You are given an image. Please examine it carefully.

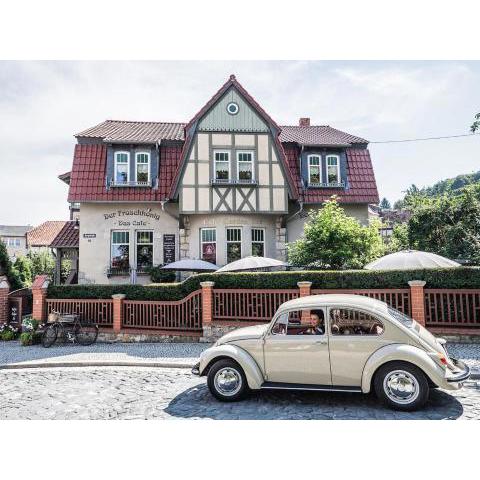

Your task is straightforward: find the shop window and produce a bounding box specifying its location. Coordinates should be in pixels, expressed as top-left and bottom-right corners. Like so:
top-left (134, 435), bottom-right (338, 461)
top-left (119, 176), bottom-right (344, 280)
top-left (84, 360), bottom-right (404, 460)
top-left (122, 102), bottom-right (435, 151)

top-left (111, 231), bottom-right (130, 272)
top-left (135, 152), bottom-right (150, 184)
top-left (214, 151), bottom-right (230, 182)
top-left (251, 228), bottom-right (265, 256)
top-left (308, 155), bottom-right (321, 185)
top-left (226, 227), bottom-right (242, 264)
top-left (237, 151), bottom-right (254, 183)
top-left (136, 231), bottom-right (154, 271)
top-left (114, 152), bottom-right (130, 184)
top-left (201, 228), bottom-right (217, 264)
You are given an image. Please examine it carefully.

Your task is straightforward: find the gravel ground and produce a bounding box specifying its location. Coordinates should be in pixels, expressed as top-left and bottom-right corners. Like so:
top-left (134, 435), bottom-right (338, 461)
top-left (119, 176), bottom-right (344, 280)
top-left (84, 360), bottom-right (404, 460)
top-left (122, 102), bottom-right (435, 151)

top-left (1, 366), bottom-right (479, 420)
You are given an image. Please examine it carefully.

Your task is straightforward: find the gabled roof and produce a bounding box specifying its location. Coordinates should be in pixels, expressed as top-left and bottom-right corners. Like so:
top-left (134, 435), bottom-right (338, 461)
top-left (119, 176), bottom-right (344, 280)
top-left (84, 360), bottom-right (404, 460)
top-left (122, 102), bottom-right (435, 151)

top-left (169, 75), bottom-right (299, 199)
top-left (27, 221), bottom-right (67, 247)
top-left (76, 120), bottom-right (185, 143)
top-left (0, 225), bottom-right (32, 237)
top-left (279, 125), bottom-right (367, 147)
top-left (50, 221), bottom-right (79, 248)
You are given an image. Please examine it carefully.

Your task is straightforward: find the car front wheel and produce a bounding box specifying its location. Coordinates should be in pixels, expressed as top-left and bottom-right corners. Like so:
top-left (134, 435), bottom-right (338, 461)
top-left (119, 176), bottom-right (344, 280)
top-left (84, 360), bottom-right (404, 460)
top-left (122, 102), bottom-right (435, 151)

top-left (374, 361), bottom-right (429, 411)
top-left (207, 359), bottom-right (249, 402)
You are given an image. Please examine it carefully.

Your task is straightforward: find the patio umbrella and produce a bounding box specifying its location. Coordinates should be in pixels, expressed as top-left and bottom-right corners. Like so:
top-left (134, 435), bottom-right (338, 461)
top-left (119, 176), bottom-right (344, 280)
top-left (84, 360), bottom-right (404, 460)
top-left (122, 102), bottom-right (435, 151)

top-left (161, 259), bottom-right (219, 272)
top-left (364, 250), bottom-right (461, 271)
top-left (215, 256), bottom-right (287, 273)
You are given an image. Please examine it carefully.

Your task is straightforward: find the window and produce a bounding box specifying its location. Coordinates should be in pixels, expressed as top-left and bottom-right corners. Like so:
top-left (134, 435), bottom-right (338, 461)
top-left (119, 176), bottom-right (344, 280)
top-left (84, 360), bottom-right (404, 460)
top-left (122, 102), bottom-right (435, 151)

top-left (330, 308), bottom-right (384, 336)
top-left (201, 228), bottom-right (217, 264)
top-left (388, 307), bottom-right (414, 328)
top-left (135, 152), bottom-right (150, 184)
top-left (15, 239), bottom-right (20, 247)
top-left (226, 102), bottom-right (239, 115)
top-left (237, 151), bottom-right (254, 182)
top-left (111, 231), bottom-right (130, 271)
top-left (214, 151), bottom-right (230, 182)
top-left (308, 155), bottom-right (321, 184)
top-left (251, 228), bottom-right (265, 256)
top-left (226, 227), bottom-right (242, 264)
top-left (271, 310), bottom-right (325, 336)
top-left (136, 231), bottom-right (154, 271)
top-left (114, 152), bottom-right (130, 184)
top-left (326, 155), bottom-right (340, 184)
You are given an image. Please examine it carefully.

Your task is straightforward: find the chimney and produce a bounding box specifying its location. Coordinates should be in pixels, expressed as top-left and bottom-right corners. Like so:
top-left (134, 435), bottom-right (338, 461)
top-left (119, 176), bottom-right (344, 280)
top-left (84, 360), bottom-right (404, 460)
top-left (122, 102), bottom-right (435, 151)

top-left (299, 117), bottom-right (310, 127)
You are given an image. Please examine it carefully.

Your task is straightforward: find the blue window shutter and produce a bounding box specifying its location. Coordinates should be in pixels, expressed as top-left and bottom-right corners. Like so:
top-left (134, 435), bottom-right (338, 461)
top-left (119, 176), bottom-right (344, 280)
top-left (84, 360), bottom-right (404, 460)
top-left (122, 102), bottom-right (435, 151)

top-left (340, 151), bottom-right (348, 188)
top-left (106, 147), bottom-right (114, 186)
top-left (301, 152), bottom-right (309, 185)
top-left (151, 148), bottom-right (159, 186)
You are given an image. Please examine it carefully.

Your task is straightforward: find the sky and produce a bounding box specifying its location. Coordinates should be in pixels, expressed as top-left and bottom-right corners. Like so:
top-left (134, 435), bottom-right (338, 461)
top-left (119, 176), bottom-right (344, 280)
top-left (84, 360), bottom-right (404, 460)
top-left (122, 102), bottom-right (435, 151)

top-left (0, 60), bottom-right (479, 226)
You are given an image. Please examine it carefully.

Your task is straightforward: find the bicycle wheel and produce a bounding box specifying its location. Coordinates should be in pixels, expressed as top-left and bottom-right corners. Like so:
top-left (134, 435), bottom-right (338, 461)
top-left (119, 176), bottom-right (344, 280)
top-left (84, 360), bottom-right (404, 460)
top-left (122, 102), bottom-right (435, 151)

top-left (75, 321), bottom-right (99, 346)
top-left (42, 324), bottom-right (58, 348)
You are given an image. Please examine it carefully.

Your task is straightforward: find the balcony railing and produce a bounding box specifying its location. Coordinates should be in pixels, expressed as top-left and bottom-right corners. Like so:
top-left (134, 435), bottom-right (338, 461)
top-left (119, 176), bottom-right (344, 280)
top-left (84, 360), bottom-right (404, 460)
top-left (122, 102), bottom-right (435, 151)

top-left (107, 266), bottom-right (152, 278)
top-left (307, 181), bottom-right (345, 188)
top-left (210, 178), bottom-right (258, 186)
top-left (109, 179), bottom-right (153, 188)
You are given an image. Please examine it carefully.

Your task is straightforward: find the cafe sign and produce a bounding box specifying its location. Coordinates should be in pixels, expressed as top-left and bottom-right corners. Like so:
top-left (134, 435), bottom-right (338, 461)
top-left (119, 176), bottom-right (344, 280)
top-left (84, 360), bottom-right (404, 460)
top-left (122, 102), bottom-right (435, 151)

top-left (103, 209), bottom-right (161, 227)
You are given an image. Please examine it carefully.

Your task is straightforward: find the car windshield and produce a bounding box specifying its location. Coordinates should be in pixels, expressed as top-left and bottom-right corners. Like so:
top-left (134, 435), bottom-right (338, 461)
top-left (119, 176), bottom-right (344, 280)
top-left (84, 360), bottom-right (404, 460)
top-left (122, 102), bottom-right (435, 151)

top-left (387, 307), bottom-right (414, 328)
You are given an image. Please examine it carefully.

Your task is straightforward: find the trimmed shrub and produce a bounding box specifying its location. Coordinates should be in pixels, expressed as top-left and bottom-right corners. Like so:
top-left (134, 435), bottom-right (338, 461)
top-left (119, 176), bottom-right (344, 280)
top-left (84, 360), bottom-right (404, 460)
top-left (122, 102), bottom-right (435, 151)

top-left (20, 331), bottom-right (42, 346)
top-left (46, 267), bottom-right (480, 301)
top-left (147, 266), bottom-right (176, 284)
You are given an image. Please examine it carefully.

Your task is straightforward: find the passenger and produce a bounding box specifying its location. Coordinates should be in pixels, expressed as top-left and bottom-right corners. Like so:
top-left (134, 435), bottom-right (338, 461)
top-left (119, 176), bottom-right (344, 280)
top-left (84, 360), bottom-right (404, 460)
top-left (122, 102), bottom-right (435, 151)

top-left (299, 311), bottom-right (325, 335)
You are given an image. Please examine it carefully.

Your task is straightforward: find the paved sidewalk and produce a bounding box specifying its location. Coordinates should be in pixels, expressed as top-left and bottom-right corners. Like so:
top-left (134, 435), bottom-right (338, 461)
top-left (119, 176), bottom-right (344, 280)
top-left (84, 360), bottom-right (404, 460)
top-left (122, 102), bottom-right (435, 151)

top-left (1, 341), bottom-right (479, 374)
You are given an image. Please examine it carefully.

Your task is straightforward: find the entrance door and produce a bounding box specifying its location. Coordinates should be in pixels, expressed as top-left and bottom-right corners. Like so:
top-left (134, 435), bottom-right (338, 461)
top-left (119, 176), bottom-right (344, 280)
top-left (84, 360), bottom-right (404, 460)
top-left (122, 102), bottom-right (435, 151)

top-left (263, 308), bottom-right (332, 385)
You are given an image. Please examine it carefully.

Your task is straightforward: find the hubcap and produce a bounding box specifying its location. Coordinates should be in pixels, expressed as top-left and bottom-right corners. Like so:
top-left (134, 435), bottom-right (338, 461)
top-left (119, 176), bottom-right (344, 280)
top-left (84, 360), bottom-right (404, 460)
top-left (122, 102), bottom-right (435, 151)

top-left (383, 370), bottom-right (420, 404)
top-left (214, 367), bottom-right (242, 396)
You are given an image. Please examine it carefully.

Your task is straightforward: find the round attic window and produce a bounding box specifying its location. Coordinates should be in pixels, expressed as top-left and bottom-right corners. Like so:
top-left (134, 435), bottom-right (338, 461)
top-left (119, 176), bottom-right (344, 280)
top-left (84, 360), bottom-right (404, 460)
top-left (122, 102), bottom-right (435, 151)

top-left (226, 102), bottom-right (239, 115)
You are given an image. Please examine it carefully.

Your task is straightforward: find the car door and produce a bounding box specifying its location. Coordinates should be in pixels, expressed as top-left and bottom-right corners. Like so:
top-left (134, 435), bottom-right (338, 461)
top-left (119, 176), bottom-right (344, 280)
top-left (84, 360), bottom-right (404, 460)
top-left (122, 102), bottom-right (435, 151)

top-left (328, 306), bottom-right (391, 387)
top-left (263, 308), bottom-right (332, 385)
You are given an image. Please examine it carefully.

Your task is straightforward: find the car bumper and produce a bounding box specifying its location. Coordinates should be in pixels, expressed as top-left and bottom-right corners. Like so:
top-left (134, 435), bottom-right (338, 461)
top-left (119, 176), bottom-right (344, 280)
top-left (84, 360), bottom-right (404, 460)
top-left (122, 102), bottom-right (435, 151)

top-left (446, 358), bottom-right (471, 383)
top-left (191, 362), bottom-right (200, 376)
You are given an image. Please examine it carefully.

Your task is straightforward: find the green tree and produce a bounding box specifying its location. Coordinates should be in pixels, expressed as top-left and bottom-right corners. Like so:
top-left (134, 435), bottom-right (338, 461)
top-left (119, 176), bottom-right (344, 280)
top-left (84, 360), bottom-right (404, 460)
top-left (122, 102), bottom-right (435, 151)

top-left (287, 197), bottom-right (384, 269)
top-left (471, 112), bottom-right (480, 133)
top-left (13, 255), bottom-right (33, 287)
top-left (0, 240), bottom-right (22, 290)
top-left (385, 223), bottom-right (411, 254)
top-left (28, 250), bottom-right (55, 280)
top-left (379, 197), bottom-right (391, 209)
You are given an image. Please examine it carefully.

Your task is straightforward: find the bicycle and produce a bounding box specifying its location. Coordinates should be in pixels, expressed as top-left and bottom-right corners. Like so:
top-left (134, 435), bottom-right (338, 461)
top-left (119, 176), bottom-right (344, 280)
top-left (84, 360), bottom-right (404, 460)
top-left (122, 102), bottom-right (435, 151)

top-left (41, 311), bottom-right (99, 348)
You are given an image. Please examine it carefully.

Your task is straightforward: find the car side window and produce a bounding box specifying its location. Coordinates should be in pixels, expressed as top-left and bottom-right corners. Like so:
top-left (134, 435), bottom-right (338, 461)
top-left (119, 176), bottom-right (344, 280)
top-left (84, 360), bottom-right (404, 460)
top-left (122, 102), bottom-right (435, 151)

top-left (330, 308), bottom-right (384, 336)
top-left (271, 309), bottom-right (326, 336)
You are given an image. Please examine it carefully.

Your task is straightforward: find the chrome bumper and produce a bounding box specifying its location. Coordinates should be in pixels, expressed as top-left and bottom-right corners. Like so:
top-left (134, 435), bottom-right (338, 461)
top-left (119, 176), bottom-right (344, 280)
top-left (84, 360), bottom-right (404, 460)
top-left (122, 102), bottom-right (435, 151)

top-left (447, 358), bottom-right (471, 383)
top-left (191, 362), bottom-right (200, 376)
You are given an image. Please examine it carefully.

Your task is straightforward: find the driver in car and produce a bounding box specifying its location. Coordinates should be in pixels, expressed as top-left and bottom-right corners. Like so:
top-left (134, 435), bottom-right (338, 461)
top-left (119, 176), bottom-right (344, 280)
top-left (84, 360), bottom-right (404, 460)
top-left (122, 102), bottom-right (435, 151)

top-left (299, 311), bottom-right (325, 335)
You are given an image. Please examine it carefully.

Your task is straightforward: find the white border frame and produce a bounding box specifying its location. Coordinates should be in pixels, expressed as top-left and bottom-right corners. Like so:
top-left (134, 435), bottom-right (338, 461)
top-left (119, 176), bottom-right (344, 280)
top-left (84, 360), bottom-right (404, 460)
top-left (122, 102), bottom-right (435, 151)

top-left (213, 150), bottom-right (231, 182)
top-left (226, 226), bottom-right (242, 264)
top-left (134, 229), bottom-right (154, 270)
top-left (251, 227), bottom-right (265, 256)
top-left (307, 154), bottom-right (322, 185)
top-left (326, 154), bottom-right (341, 184)
top-left (135, 151), bottom-right (151, 184)
top-left (236, 150), bottom-right (255, 182)
top-left (200, 227), bottom-right (217, 263)
top-left (114, 151), bottom-right (130, 184)
top-left (110, 230), bottom-right (130, 269)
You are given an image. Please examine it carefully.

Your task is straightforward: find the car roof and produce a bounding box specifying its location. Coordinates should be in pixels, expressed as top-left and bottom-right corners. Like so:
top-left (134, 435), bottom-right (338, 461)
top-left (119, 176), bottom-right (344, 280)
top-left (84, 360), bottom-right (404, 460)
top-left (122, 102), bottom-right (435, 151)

top-left (277, 294), bottom-right (390, 316)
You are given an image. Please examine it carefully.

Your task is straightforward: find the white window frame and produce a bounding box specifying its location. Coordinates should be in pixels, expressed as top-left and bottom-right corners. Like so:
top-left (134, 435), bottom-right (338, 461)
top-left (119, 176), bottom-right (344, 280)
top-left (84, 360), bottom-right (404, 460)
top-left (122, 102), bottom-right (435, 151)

top-left (226, 227), bottom-right (242, 263)
top-left (236, 150), bottom-right (255, 183)
top-left (251, 227), bottom-right (265, 257)
top-left (200, 228), bottom-right (217, 263)
top-left (110, 230), bottom-right (130, 269)
top-left (135, 230), bottom-right (154, 270)
top-left (135, 151), bottom-right (151, 185)
top-left (214, 150), bottom-right (231, 182)
top-left (114, 151), bottom-right (130, 185)
top-left (307, 154), bottom-right (322, 185)
top-left (326, 154), bottom-right (341, 184)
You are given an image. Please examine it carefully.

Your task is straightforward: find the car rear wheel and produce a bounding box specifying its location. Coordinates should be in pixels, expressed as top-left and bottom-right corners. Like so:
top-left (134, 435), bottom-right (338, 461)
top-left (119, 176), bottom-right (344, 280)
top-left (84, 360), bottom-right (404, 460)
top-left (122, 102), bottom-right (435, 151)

top-left (207, 359), bottom-right (249, 402)
top-left (374, 361), bottom-right (429, 411)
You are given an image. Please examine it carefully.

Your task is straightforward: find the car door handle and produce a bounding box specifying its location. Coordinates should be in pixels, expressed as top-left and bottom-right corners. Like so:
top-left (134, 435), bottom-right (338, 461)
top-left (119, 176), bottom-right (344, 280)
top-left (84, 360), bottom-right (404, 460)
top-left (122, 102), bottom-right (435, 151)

top-left (315, 339), bottom-right (328, 345)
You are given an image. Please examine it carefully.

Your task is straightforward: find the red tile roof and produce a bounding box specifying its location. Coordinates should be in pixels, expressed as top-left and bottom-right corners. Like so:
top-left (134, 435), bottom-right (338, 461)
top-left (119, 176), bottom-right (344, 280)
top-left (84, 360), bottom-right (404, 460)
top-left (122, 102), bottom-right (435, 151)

top-left (279, 125), bottom-right (367, 146)
top-left (27, 221), bottom-right (67, 247)
top-left (76, 120), bottom-right (185, 143)
top-left (50, 221), bottom-right (79, 248)
top-left (68, 143), bottom-right (183, 202)
top-left (283, 144), bottom-right (379, 204)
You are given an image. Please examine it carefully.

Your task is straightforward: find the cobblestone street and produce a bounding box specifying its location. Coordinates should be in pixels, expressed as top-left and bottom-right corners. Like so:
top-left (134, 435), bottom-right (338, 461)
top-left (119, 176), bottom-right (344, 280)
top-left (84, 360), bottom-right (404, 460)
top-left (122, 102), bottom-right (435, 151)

top-left (1, 366), bottom-right (480, 420)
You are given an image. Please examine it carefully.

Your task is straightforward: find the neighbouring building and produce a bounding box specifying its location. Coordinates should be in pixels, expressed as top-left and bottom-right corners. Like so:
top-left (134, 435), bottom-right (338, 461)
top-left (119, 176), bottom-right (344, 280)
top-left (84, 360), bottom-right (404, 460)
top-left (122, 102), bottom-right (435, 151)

top-left (26, 221), bottom-right (68, 252)
top-left (62, 75), bottom-right (379, 284)
top-left (0, 225), bottom-right (32, 260)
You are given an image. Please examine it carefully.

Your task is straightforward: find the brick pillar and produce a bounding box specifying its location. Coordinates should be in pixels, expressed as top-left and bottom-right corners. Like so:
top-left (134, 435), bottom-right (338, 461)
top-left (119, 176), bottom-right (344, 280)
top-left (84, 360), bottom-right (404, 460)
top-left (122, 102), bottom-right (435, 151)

top-left (200, 281), bottom-right (214, 326)
top-left (298, 281), bottom-right (312, 323)
top-left (0, 276), bottom-right (10, 325)
top-left (408, 280), bottom-right (426, 326)
top-left (32, 275), bottom-right (49, 322)
top-left (112, 294), bottom-right (126, 334)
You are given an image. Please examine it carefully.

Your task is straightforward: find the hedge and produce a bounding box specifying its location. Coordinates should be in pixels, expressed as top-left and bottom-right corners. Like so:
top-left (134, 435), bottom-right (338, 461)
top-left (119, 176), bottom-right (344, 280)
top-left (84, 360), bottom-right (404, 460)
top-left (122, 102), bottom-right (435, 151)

top-left (47, 267), bottom-right (480, 301)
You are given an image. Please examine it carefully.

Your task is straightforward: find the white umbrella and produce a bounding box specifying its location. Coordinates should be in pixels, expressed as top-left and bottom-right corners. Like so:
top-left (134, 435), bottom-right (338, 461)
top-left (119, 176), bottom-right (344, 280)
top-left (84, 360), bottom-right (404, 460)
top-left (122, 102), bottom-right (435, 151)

top-left (161, 259), bottom-right (219, 272)
top-left (364, 250), bottom-right (460, 271)
top-left (215, 256), bottom-right (287, 273)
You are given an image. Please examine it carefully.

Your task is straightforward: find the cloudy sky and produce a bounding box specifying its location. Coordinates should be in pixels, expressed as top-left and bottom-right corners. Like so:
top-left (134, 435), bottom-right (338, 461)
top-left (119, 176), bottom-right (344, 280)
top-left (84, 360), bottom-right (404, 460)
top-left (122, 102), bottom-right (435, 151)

top-left (0, 60), bottom-right (479, 226)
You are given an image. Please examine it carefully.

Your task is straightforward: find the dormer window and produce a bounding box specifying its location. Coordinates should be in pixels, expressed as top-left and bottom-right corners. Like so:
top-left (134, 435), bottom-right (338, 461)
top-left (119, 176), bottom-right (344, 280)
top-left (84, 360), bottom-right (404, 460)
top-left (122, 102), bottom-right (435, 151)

top-left (237, 151), bottom-right (254, 183)
top-left (135, 152), bottom-right (150, 184)
top-left (327, 155), bottom-right (340, 184)
top-left (214, 151), bottom-right (230, 182)
top-left (114, 152), bottom-right (129, 184)
top-left (308, 155), bottom-right (321, 185)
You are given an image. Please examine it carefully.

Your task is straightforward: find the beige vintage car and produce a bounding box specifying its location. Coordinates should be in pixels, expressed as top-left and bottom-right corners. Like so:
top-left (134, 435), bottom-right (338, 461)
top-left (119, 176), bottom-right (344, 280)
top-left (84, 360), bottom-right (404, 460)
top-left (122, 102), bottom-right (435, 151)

top-left (193, 294), bottom-right (470, 411)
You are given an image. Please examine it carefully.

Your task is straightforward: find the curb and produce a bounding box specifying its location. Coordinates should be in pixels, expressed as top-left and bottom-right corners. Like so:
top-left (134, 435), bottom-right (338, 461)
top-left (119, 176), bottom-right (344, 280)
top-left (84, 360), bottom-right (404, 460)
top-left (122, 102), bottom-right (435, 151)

top-left (0, 360), bottom-right (196, 371)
